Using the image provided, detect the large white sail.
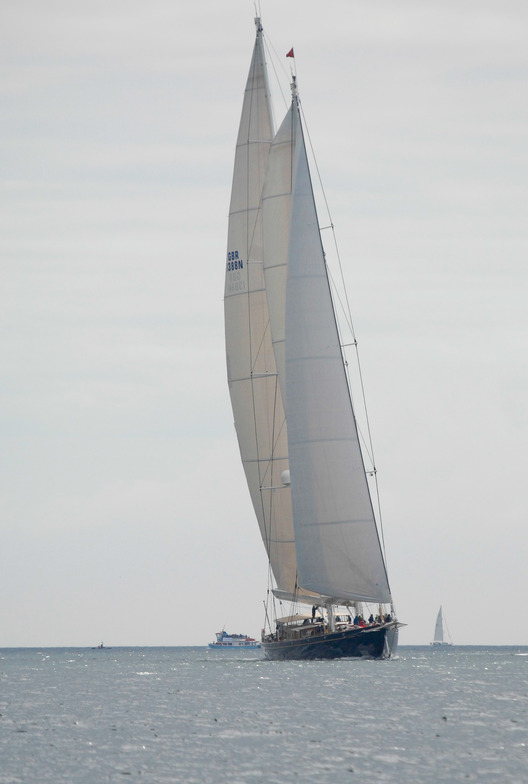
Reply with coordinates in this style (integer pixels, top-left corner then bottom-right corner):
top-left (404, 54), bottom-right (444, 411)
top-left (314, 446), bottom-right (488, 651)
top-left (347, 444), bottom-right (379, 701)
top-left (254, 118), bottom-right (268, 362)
top-left (434, 607), bottom-right (444, 643)
top-left (275, 94), bottom-right (392, 604)
top-left (224, 20), bottom-right (297, 594)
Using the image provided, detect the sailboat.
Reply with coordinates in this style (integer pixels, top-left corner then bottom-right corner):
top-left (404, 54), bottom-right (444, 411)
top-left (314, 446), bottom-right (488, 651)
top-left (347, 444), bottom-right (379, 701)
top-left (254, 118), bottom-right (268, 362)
top-left (431, 606), bottom-right (452, 646)
top-left (224, 18), bottom-right (402, 660)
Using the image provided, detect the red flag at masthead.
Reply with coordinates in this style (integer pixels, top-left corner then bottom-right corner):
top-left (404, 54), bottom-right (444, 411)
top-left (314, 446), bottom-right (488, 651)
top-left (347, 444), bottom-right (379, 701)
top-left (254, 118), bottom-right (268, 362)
top-left (286, 48), bottom-right (294, 58)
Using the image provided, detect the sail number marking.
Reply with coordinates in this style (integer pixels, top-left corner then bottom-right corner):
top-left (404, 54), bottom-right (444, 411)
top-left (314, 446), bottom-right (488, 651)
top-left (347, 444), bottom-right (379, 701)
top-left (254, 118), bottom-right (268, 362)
top-left (226, 250), bottom-right (246, 294)
top-left (227, 251), bottom-right (244, 271)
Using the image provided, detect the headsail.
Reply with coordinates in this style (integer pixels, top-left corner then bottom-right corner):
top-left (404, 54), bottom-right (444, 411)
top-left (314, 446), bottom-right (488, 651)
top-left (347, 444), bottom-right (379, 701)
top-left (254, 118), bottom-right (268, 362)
top-left (224, 19), bottom-right (297, 595)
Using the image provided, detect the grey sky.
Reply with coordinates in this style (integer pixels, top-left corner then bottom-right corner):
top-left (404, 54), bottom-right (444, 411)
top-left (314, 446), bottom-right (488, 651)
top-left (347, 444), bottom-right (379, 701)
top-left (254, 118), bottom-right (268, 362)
top-left (1, 0), bottom-right (527, 646)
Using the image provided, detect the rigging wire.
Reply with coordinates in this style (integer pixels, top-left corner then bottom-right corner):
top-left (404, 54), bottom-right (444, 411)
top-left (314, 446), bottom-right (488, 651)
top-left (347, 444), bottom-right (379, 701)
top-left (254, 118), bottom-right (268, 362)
top-left (262, 32), bottom-right (292, 114)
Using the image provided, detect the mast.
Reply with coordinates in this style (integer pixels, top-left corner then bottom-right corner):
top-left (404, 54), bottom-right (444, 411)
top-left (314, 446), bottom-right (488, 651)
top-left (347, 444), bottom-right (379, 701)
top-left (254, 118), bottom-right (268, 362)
top-left (225, 19), bottom-right (297, 596)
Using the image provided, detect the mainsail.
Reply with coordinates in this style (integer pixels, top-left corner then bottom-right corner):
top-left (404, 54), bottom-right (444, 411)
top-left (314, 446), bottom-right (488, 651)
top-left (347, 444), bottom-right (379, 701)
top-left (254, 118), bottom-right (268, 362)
top-left (434, 607), bottom-right (445, 643)
top-left (261, 106), bottom-right (294, 387)
top-left (224, 19), bottom-right (297, 595)
top-left (263, 85), bottom-right (391, 605)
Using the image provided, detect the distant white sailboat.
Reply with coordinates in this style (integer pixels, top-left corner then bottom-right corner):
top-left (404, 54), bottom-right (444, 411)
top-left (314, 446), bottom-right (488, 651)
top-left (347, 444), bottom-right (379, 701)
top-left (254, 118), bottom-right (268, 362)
top-left (431, 606), bottom-right (452, 646)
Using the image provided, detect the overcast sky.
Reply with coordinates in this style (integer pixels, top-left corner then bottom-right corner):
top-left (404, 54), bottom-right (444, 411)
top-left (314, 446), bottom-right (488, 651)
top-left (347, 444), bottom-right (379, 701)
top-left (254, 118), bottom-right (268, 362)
top-left (1, 0), bottom-right (527, 647)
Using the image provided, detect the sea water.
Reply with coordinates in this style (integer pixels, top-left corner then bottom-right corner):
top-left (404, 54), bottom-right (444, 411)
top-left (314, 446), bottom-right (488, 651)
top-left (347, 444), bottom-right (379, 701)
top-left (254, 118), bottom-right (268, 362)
top-left (0, 646), bottom-right (526, 783)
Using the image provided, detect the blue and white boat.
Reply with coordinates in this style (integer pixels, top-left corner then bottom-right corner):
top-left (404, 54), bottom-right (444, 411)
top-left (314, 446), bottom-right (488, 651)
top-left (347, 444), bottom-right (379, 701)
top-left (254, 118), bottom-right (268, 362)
top-left (208, 630), bottom-right (261, 649)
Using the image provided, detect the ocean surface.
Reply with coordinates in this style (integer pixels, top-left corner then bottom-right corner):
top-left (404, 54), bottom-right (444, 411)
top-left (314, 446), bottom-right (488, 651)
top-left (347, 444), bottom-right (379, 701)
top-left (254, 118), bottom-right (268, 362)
top-left (1, 645), bottom-right (526, 783)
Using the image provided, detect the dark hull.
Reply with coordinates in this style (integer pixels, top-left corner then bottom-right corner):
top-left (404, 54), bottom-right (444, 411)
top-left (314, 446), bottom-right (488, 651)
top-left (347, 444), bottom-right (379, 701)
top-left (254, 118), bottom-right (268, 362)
top-left (262, 624), bottom-right (398, 661)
